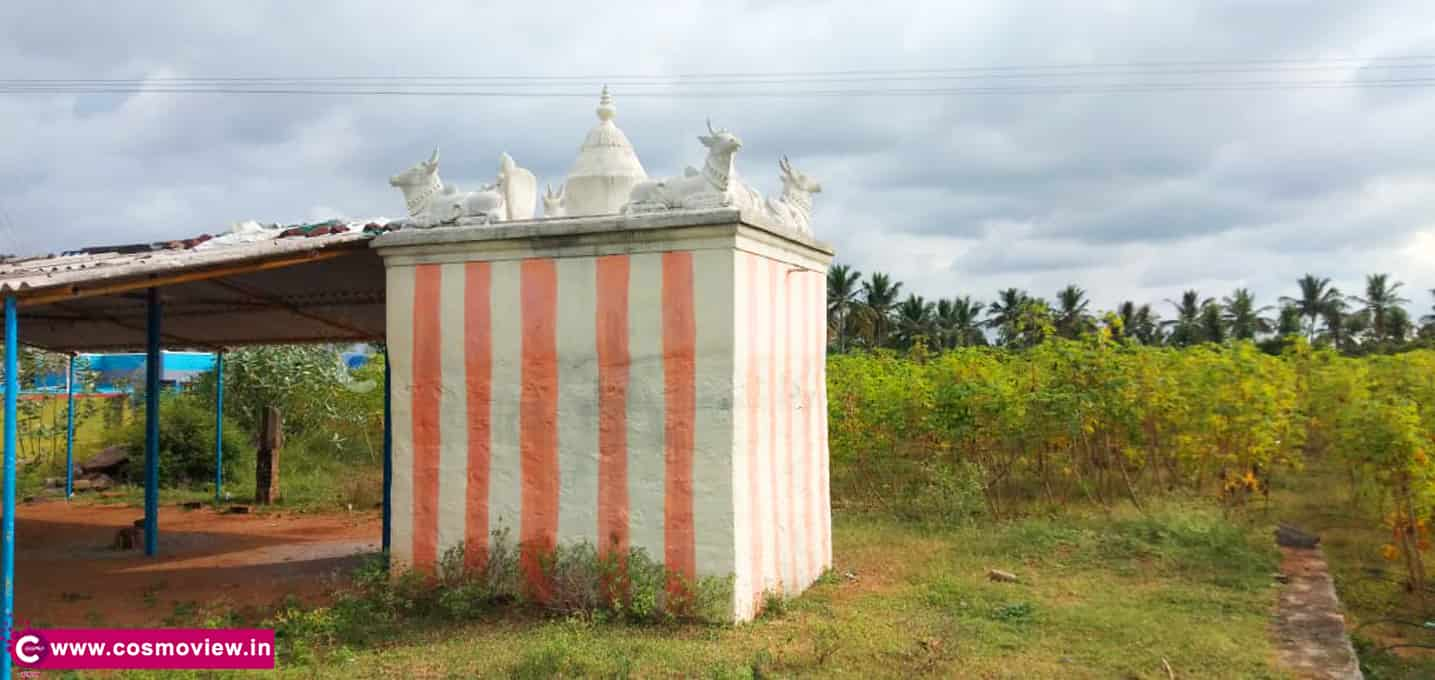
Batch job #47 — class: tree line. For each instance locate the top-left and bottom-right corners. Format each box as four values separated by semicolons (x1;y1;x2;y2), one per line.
826;265;1435;355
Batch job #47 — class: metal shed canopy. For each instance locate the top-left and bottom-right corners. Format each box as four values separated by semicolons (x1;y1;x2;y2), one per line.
0;226;387;352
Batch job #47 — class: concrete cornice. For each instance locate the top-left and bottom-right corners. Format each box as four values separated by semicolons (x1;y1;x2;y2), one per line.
372;208;834;270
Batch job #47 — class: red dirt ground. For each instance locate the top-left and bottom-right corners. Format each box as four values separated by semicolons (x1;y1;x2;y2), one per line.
10;498;380;627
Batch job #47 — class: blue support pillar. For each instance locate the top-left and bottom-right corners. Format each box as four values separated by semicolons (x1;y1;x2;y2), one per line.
65;353;76;500
214;350;224;505
144;288;161;557
382;348;392;558
4;296;19;680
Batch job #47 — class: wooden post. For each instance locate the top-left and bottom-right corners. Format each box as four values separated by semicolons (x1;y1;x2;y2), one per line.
255;406;283;505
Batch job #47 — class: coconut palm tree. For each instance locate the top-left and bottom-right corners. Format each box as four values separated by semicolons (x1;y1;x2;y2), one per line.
1164;290;1210;346
894;295;935;350
1387;306;1414;345
1280;274;1343;343
1422;289;1435;339
941;296;988;347
932;298;956;349
1352;273;1410;345
1199;301;1227;344
1115;301;1162;345
1275;305;1304;338
1011;297;1055;348
1221;288;1273;341
1321;303;1363;354
860;272;902;349
985;288;1030;346
1053;284;1096;339
935;297;988;349
826;264;862;353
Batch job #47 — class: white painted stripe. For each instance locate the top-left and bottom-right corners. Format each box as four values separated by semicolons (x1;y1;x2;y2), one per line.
758;256;777;593
731;252;753;618
794;266;809;587
810;268;826;575
556;257;600;547
385;265;416;566
778;260;797;591
808;268;824;580
488;259;524;546
819;268;833;569
693;249;735;579
436;263;469;567
786;264;806;589
626;252;666;563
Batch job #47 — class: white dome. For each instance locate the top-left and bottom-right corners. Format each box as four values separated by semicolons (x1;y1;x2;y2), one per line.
564;87;647;216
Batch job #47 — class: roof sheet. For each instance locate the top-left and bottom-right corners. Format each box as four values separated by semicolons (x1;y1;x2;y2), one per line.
0;220;395;352
0;220;391;299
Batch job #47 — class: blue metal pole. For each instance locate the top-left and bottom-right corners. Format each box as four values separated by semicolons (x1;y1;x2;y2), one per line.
65;353;76;500
214;350;224;505
4;297;19;680
382;348;392;557
144;288;161;557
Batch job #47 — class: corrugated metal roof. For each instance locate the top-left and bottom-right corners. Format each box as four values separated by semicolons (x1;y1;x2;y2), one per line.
0;220;393;299
1;219;396;351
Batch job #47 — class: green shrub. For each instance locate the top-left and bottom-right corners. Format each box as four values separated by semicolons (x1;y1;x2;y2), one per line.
900;459;988;525
121;392;248;487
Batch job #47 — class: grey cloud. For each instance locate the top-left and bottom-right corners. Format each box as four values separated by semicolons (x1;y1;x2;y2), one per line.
2;0;1435;316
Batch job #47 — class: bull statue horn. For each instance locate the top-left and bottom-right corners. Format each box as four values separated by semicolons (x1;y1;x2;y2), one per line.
428;147;440;165
707;118;716;136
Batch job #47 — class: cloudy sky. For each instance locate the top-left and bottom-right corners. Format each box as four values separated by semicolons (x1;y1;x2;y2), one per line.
2;1;1434;317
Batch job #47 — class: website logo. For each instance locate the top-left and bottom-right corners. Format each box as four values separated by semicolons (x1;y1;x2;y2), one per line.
12;631;48;666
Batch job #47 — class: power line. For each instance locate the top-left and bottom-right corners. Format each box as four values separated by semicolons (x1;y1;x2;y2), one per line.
7;62;1435;88
3;78;1435;97
5;53;1435;84
5;56;1435;97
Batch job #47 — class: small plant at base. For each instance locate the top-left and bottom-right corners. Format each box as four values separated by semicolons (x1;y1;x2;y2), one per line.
991;601;1035;623
812;622;841;666
758;592;788;620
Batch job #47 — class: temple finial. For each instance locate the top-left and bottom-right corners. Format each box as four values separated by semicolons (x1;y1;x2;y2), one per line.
596;85;615;122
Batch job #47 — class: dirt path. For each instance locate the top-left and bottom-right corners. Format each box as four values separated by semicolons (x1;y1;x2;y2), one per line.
1272;545;1364;679
11;498;380;627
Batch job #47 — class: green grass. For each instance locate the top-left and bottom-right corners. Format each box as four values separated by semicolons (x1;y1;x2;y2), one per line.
41;421;382;513
109;500;1282;679
1273;458;1435;680
7;394;119;498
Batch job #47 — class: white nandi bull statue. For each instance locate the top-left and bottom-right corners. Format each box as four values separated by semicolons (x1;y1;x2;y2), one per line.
764;156;822;234
542;184;567;218
388;149;536;228
497;152;538;221
624;120;759;213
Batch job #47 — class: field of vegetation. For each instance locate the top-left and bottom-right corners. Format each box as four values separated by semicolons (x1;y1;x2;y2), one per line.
6;269;1435;677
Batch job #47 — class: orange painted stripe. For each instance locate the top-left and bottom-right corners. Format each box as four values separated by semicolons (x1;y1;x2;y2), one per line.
520;258;559;599
595;255;631;559
663;251;697;597
464;262;492;572
746;253;765;605
410;264;443;572
767;257;784;589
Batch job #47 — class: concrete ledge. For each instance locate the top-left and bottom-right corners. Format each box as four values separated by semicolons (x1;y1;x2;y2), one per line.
371;208;833;258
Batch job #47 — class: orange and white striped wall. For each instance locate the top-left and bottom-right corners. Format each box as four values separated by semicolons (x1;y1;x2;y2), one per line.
374;210;833;621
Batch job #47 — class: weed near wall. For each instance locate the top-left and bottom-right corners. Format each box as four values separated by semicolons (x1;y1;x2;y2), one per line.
267;529;734;664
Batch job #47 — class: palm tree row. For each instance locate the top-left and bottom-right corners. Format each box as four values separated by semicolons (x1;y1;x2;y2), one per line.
827;265;1435;354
